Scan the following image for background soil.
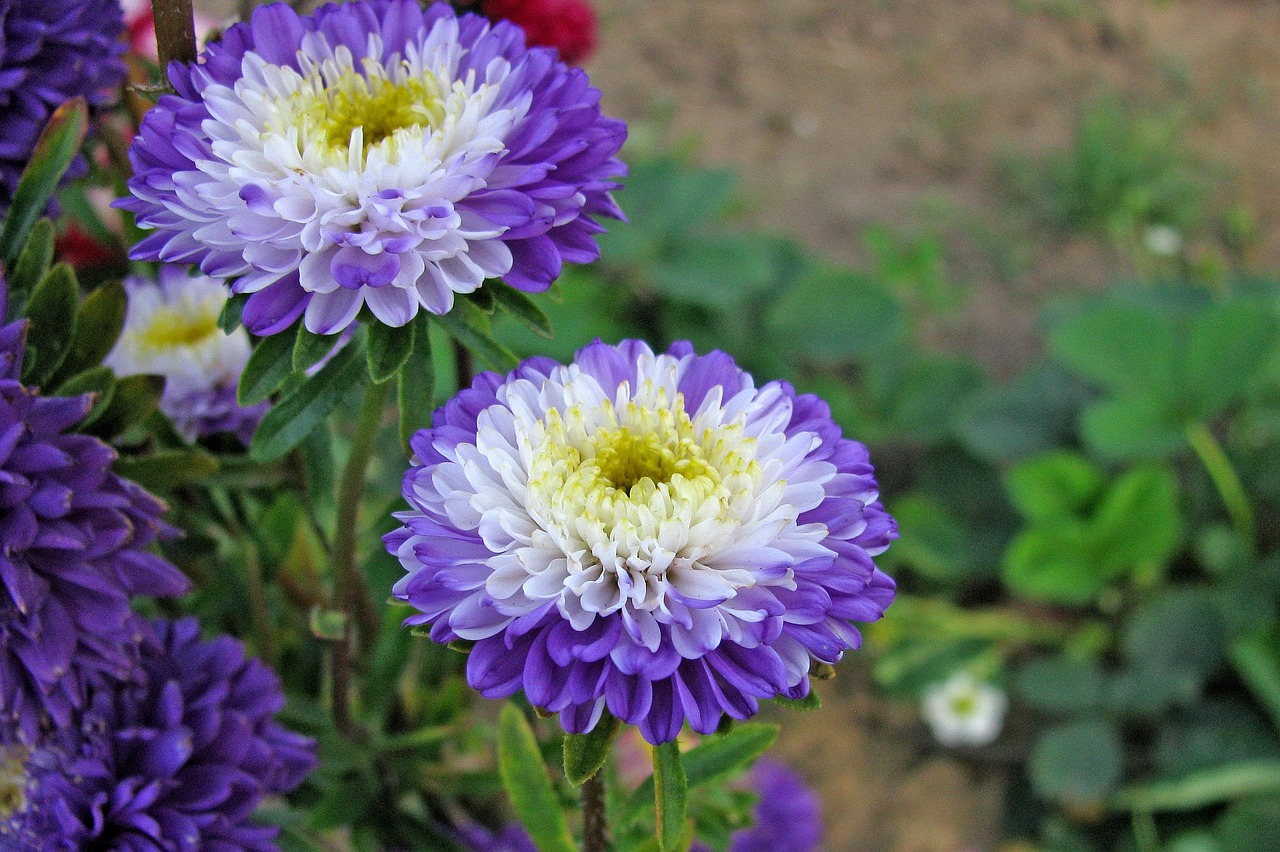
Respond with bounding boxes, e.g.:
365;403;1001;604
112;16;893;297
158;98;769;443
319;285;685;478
582;2;1280;848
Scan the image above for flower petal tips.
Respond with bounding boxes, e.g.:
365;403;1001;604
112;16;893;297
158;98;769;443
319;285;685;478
387;340;897;744
118;0;626;337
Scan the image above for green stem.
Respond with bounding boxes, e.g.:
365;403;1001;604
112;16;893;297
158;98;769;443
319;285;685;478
581;772;608;852
1186;421;1255;547
334;378;389;646
150;0;197;70
242;542;276;668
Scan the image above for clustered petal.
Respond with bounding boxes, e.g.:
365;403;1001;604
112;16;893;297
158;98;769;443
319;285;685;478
106;266;267;445
388;340;896;744
118;0;626;337
0;301;190;742
2;617;316;851
0;0;125;211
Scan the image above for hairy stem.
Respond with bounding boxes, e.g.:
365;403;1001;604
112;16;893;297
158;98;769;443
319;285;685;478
1186;421;1255;548
150;0;198;70
582;773;609;852
242;542;276;668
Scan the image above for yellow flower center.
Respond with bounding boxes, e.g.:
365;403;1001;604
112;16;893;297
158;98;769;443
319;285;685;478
138;307;221;351
291;58;445;159
949;692;978;718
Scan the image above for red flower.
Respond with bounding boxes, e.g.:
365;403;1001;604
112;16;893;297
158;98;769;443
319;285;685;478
481;0;598;64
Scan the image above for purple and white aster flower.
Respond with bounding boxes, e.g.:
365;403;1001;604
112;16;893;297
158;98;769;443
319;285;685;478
387;340;897;744
105;266;267;445
0;0;125;211
1;618;316;851
118;0;626;337
0;294;190;742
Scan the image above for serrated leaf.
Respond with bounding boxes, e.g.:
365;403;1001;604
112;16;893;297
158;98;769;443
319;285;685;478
239;330;299;406
652;740;687;852
490;281;552;338
1006;452;1106;523
86;374;164;440
367;319;415;384
1030;719;1123;804
293;326;335;373
49;280;127;388
1185;299;1277;418
250;340;364;462
433;299;518;372
21;264;78;387
113;449;219;490
563;711;620;785
1;97;89;268
397;316;434;453
496;704;575;852
768;268;905;363
6;218;55;310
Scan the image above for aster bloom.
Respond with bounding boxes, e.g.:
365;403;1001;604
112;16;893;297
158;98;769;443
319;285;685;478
480;0;599;65
106;266;267;445
0;295;190;742
119;0;627;337
0;0;125;211
1;617;316;850
388;340;897;744
726;760;822;852
921;672;1008;747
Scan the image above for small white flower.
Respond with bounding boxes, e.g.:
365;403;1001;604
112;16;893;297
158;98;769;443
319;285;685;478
1143;224;1183;257
922;672;1007;747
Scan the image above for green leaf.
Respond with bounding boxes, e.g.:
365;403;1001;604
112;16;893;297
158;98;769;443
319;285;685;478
49;280;127;387
239;331;299;406
0;97;89;268
490;281;553;338
1030;719;1123;804
1006;452;1106;523
1230;628;1280;734
218;293;247;334
250;340;364;462
1215;796;1280;850
1015;656;1105;714
1185;299;1277;418
771;691;822;712
1049;297;1178;400
650;234;777;308
1081;395;1186;460
1122;588;1227;684
955;364;1090;462
496;704;575;852
1111;761;1280;812
652;740;687;852
293;326;335;374
367;319;415;384
86;374;164;441
433;299;518;372
1003;522;1106;605
6;218;55;309
113;449;219;491
886;494;980;583
20;264;79;387
1092;464;1181;571
54;366;115;426
563;711;621;785
767;268;905;363
397;316;434;453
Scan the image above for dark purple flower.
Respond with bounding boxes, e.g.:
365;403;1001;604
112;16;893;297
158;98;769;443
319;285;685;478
118;0;626;337
729;760;822;852
387;340;897;744
456;821;538;852
0;0;125;211
0;302;190;742
2;617;316;851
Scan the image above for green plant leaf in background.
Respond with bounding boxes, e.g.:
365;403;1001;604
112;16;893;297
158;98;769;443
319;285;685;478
652;740;688;852
240;330;299;407
397;314;434;453
1005;451;1107;524
48;280;127;388
251;340;365;462
1030;719;1124;805
6;218;54;311
767;267;906;363
366;318;415;384
496;704;575;852
20;263;78;387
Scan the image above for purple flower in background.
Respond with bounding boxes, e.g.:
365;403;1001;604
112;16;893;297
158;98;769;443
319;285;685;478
456;821;538;852
119;0;626;337
729;760;823;852
106;267;267;445
0;297;190;742
1;618;316;850
387;340;897;744
0;0;125;211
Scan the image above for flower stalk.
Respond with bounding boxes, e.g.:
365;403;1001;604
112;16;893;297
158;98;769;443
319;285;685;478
582;773;609;852
1186;421;1255;548
150;0;198;69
